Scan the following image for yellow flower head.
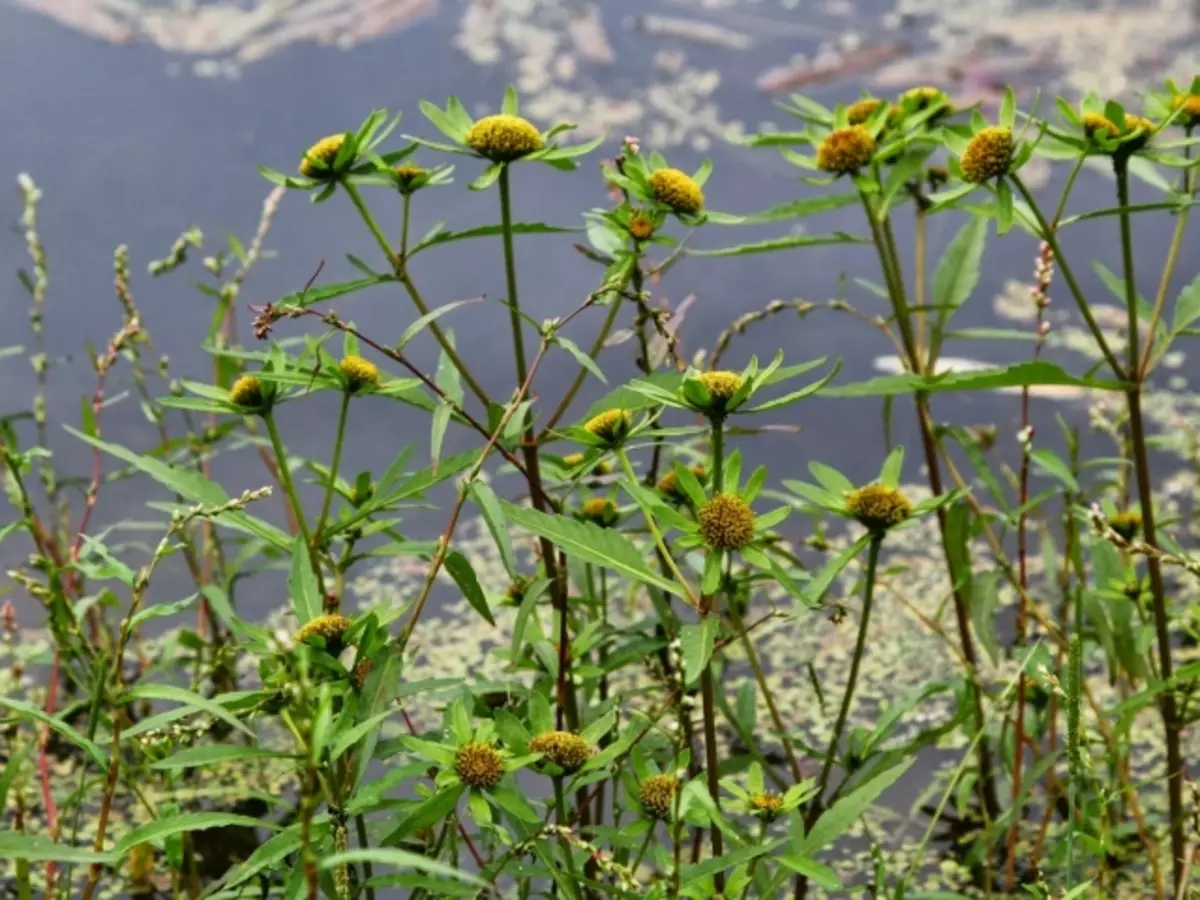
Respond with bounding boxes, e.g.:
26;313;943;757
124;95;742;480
294;614;354;653
1121;114;1155;153
902;86;950;113
466;114;543;161
648;168;705;216
816;126;876;175
628;211;656;240
229;375;266;410
960;127;1013;183
1109;510;1142;542
699;494;756;551
926;165;949;189
300;134;347;179
529;730;592;773
1082;112;1120;139
339;355;379;393
393;164;427;193
455;741;505;790
846;484;913;533
562;453;612;476
847;98;884;126
351;658;374;692
698;371;744;401
1171;93;1200;128
657;465;707;500
584;408;633;445
749;792;785;819
638;773;680;821
580;497;618;527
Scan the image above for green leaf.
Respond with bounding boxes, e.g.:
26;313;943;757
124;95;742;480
445;550;494;626
329;709;395;762
776;854;842;890
150;745;292;770
64;427;290;549
130;595;196;628
279;275;393;310
396;298;484;351
799;758;914;854
823;361;1125;397
732;194;857;224
932;217;988;325
470;482;517;577
122;684;255;738
556;336;607;384
1170;272;1200;335
499;501;688;599
0;697;106;767
801;534;871;609
324;848;482;886
1031;448;1079;491
412;222;575;256
0;833;114;864
115;812;278;858
687;233;869;257
680;618;719;686
289;535;320;625
681;840;784;881
220;820;328;889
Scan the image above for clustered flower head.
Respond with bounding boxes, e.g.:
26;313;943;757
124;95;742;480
455;740;505;790
529;730;592;773
1109;510;1143;542
817;125;876;175
658;465;707;499
466;114;544;161
580;497;619;528
628;211;656;240
638;773;680;820
393;164;426;193
294;614;353;653
698;371;744;402
847;98;884;126
648;168;705;216
846;484;913;533
699;494;756;551
902;86;951;115
229;375;265;410
339;355;379;393
299;134;346;179
584;408;633;445
1171;92;1200;128
749;792;785;820
960;126;1014;183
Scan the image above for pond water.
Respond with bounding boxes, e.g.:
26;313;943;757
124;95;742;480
1;0;1198;619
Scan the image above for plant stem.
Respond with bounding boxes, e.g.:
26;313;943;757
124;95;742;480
400;192;412;261
631;828;654;873
808;534;881;824
355;814;375;900
498;166;530;386
553;776;580;881
1116;161;1141;374
315;391;350;548
263;411;322;588
614;449;698;605
343;181;396;269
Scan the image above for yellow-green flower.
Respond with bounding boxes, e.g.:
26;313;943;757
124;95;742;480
699;494;755;551
847;98;884;126
299;134;346;179
229;375;265;410
466;114;544;161
1171;93;1200;128
393;164;426;193
580;497;619;528
628;211;656;240
295;614;353;653
1109;510;1142;542
960;126;1013;183
1082;112;1120;139
846;484;912;533
529;731;592;773
749;791;784;820
816;126;876;175
584;408;632;445
638;774;680;821
648;168;704;216
454;741;505;790
339;355;379;393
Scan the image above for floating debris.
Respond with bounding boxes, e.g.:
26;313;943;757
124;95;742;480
566;3;614;65
756;41;910;93
631;13;752;50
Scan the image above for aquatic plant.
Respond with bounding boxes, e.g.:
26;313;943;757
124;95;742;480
2;75;1200;900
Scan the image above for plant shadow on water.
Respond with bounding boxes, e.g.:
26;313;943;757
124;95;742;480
2;1;1200;898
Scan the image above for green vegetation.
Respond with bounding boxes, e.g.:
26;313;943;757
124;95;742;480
3;77;1200;898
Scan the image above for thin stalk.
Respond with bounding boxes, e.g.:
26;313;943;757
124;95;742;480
498;166;530;386
540;293;624;437
355;814;375;900
553;776;580;882
314;391;350;547
263;411;321;587
614;449;698;605
631;828;654;873
913;204;927;366
1116;160;1141;373
808;535;882;824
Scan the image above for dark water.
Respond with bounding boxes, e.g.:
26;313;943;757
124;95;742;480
0;0;1195;620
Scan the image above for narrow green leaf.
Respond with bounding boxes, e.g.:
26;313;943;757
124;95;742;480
799;758;914;854
680;618;719;686
122;683;255;737
289;535;320;625
150;744;292;769
823;361;1125;397
470;482;517;577
688;233;869;257
932;217;988;323
0;834;114;864
0;697;106;767
115;812;278;858
444;550;494;626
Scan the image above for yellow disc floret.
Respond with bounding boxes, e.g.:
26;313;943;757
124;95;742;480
229;375;265;410
648;168;705;216
638;774;680;821
960;126;1013;183
1109;510;1142;542
580;497;618;527
529;731;592;773
393;164;427;193
1082;112;1120;139
584;409;632;445
466;114;543;161
847;98;884;126
628;211;655;240
699;494;756;551
816;126;876;174
300;134;347;179
1171;93;1200;128
846;484;913;533
749;792;785;819
698;371;744;401
294;614;353;652
454;741;505;790
339;355;379;393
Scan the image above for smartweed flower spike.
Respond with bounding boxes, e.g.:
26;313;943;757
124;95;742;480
299;134;346;180
294;614;353;654
817;125;876;175
699;494;756;551
648;168;705;216
466;114;544;162
529;731;592;773
960;127;1014;183
1109;510;1143;542
584;408;633;446
455;741;505;790
638;774;680;820
339;355;379;393
846;484;913;534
